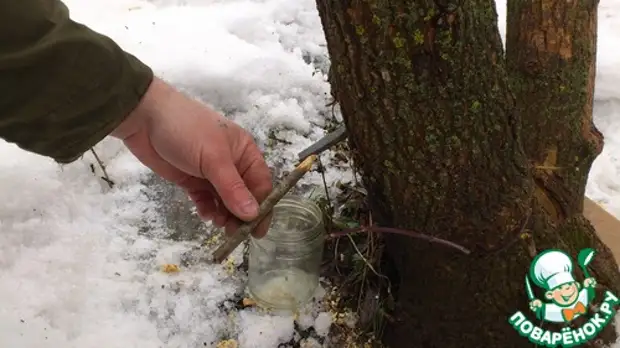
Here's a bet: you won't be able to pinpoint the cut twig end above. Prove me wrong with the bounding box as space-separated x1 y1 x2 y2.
298 154 317 171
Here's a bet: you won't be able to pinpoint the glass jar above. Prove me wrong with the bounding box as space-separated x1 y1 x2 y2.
247 195 325 311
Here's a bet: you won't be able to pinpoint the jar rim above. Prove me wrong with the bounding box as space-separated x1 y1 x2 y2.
260 195 324 243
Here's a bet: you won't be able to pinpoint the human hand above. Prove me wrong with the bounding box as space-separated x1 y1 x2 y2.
112 78 273 237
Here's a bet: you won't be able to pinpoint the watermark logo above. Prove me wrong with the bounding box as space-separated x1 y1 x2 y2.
508 248 619 347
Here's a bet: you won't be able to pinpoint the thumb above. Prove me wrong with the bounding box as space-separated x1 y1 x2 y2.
205 161 259 221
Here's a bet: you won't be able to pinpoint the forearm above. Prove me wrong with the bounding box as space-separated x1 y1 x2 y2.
0 0 153 163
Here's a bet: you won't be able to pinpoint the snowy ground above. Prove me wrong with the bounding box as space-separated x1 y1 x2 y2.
0 0 619 347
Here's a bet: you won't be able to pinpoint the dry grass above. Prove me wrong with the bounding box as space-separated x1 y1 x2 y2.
309 139 393 348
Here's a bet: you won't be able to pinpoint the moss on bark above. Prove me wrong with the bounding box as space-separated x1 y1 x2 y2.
314 0 620 346
506 0 602 215
504 1 620 342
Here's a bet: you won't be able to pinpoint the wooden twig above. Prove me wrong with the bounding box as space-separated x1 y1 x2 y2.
211 155 317 263
90 149 115 188
329 226 471 255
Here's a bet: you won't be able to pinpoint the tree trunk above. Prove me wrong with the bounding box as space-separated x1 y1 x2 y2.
504 0 620 342
506 0 602 215
314 0 620 346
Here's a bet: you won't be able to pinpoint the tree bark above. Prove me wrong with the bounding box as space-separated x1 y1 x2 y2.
314 0 620 346
505 0 620 342
506 0 602 215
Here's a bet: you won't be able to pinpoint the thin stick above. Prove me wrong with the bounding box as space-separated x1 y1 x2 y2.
329 226 471 255
346 234 390 283
211 155 317 263
90 149 114 188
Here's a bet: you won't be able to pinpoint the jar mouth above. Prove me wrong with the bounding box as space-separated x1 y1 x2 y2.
260 195 324 243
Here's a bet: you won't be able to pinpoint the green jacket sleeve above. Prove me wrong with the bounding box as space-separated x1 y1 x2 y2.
0 0 154 163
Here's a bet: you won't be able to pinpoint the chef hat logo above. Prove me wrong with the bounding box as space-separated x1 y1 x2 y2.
529 249 576 291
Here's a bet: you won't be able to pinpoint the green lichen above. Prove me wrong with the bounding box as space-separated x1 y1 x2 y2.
425 133 439 153
383 159 396 171
372 15 381 25
394 56 412 70
356 25 365 36
393 36 406 48
449 135 461 148
562 217 594 252
437 29 453 49
413 30 424 45
470 100 481 112
424 8 436 21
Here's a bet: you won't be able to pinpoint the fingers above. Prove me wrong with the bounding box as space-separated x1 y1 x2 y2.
220 145 273 238
238 146 273 238
188 186 231 228
252 212 272 238
187 127 273 236
200 137 273 225
124 132 232 227
224 211 272 238
183 174 271 238
188 188 218 221
201 159 260 221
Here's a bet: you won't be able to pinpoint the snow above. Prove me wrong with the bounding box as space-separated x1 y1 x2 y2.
313 312 332 337
0 0 618 347
237 310 295 348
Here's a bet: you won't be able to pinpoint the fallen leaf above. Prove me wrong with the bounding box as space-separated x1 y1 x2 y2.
161 264 180 273
216 339 238 348
242 298 256 307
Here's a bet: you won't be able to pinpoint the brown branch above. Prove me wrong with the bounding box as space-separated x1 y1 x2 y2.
329 226 471 255
327 202 533 258
90 148 114 188
211 155 317 263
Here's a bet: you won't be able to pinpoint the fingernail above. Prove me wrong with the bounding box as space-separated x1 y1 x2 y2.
239 198 258 217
